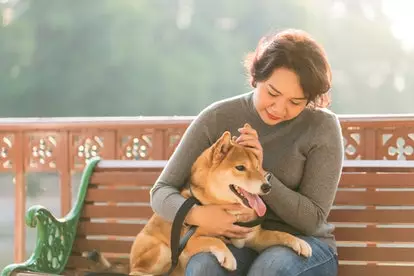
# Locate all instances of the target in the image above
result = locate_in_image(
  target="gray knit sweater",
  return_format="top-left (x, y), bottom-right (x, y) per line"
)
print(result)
top-left (150, 91), bottom-right (344, 252)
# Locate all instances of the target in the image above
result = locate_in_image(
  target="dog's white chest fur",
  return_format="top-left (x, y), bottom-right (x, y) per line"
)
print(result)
top-left (231, 231), bottom-right (255, 248)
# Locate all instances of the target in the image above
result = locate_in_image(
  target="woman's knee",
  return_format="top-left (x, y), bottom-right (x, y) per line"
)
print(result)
top-left (185, 252), bottom-right (224, 276)
top-left (248, 246), bottom-right (299, 275)
top-left (247, 238), bottom-right (338, 276)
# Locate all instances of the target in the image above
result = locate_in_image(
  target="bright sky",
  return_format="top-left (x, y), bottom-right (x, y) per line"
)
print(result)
top-left (382, 0), bottom-right (414, 52)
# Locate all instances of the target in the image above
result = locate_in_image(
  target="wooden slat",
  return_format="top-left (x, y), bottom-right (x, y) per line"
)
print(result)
top-left (328, 209), bottom-right (414, 223)
top-left (89, 171), bottom-right (161, 186)
top-left (85, 188), bottom-right (150, 202)
top-left (66, 255), bottom-right (129, 269)
top-left (338, 247), bottom-right (414, 262)
top-left (15, 273), bottom-right (56, 276)
top-left (77, 222), bottom-right (144, 236)
top-left (334, 227), bottom-right (414, 242)
top-left (95, 160), bottom-right (167, 170)
top-left (338, 264), bottom-right (414, 276)
top-left (81, 205), bottom-right (153, 219)
top-left (334, 191), bottom-right (414, 205)
top-left (339, 173), bottom-right (414, 188)
top-left (342, 160), bottom-right (414, 171)
top-left (72, 239), bottom-right (131, 254)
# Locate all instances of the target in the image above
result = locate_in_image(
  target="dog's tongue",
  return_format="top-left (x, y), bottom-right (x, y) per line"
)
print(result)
top-left (240, 189), bottom-right (267, 217)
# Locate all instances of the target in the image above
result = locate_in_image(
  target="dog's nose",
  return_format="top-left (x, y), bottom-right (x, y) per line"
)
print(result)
top-left (261, 183), bottom-right (271, 194)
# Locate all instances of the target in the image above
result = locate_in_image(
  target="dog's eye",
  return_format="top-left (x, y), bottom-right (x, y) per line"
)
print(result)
top-left (235, 165), bottom-right (246, 171)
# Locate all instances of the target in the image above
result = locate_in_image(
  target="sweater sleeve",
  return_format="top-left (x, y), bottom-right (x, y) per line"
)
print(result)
top-left (262, 113), bottom-right (344, 235)
top-left (149, 105), bottom-right (217, 222)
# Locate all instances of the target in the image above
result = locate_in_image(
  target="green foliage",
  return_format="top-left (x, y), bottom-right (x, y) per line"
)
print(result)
top-left (0, 0), bottom-right (412, 116)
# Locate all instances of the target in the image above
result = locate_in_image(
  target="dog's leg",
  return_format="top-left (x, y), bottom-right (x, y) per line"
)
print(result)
top-left (129, 233), bottom-right (171, 275)
top-left (184, 236), bottom-right (237, 271)
top-left (247, 229), bottom-right (312, 257)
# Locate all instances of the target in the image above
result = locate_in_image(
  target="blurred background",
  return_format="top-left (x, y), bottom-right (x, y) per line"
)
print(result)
top-left (1, 0), bottom-right (414, 117)
top-left (1, 0), bottom-right (413, 270)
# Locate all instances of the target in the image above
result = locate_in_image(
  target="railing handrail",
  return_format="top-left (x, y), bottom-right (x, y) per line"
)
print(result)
top-left (0, 114), bottom-right (413, 130)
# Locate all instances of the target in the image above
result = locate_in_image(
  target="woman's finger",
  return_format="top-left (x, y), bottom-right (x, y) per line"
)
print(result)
top-left (238, 127), bottom-right (258, 138)
top-left (238, 139), bottom-right (262, 150)
top-left (236, 135), bottom-right (258, 144)
top-left (236, 212), bottom-right (257, 222)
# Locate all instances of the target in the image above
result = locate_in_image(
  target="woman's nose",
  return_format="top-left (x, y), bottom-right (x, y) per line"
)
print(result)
top-left (270, 98), bottom-right (287, 116)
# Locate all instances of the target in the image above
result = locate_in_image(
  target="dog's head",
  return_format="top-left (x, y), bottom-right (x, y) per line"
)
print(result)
top-left (190, 125), bottom-right (271, 217)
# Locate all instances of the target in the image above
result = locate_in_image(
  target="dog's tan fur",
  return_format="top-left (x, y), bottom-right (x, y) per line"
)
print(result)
top-left (129, 125), bottom-right (312, 276)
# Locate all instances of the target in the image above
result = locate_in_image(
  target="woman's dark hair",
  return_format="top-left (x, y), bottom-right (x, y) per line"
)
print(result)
top-left (244, 29), bottom-right (332, 108)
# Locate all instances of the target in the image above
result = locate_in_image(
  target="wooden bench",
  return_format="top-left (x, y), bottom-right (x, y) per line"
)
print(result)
top-left (2, 158), bottom-right (414, 276)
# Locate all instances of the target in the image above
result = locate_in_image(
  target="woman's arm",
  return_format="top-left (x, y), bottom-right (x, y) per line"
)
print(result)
top-left (150, 106), bottom-right (217, 222)
top-left (263, 114), bottom-right (344, 235)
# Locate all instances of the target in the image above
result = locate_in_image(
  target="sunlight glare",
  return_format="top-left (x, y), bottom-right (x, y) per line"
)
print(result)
top-left (382, 0), bottom-right (414, 52)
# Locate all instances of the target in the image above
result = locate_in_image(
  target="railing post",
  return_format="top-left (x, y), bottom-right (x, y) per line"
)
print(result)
top-left (152, 129), bottom-right (165, 160)
top-left (364, 128), bottom-right (377, 159)
top-left (59, 131), bottom-right (72, 216)
top-left (14, 132), bottom-right (25, 262)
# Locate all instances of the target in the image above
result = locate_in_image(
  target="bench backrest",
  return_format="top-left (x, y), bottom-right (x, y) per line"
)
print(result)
top-left (330, 160), bottom-right (414, 276)
top-left (66, 160), bottom-right (165, 273)
top-left (66, 159), bottom-right (414, 276)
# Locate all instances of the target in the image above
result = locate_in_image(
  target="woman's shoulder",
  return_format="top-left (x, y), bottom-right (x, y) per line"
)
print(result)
top-left (301, 107), bottom-right (342, 145)
top-left (302, 107), bottom-right (340, 128)
top-left (198, 92), bottom-right (252, 120)
top-left (205, 92), bottom-right (251, 112)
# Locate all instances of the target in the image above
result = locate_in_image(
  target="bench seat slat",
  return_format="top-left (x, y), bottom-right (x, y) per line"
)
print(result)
top-left (72, 239), bottom-right (131, 254)
top-left (86, 188), bottom-right (151, 202)
top-left (334, 227), bottom-right (414, 242)
top-left (77, 222), bottom-right (144, 237)
top-left (339, 173), bottom-right (414, 188)
top-left (82, 205), bottom-right (153, 219)
top-left (329, 209), bottom-right (414, 224)
top-left (338, 264), bottom-right (414, 276)
top-left (334, 191), bottom-right (414, 205)
top-left (338, 247), bottom-right (414, 262)
top-left (66, 255), bottom-right (129, 270)
top-left (89, 171), bottom-right (161, 186)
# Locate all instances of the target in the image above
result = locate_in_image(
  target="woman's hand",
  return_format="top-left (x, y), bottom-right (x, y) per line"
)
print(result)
top-left (236, 123), bottom-right (265, 175)
top-left (185, 204), bottom-right (254, 239)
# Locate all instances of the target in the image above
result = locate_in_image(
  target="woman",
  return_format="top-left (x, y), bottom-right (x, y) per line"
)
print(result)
top-left (150, 29), bottom-right (343, 276)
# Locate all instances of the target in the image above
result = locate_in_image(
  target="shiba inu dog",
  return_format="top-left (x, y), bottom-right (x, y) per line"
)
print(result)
top-left (129, 124), bottom-right (312, 275)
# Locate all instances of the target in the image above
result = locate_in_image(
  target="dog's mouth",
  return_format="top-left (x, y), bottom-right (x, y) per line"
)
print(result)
top-left (229, 184), bottom-right (267, 217)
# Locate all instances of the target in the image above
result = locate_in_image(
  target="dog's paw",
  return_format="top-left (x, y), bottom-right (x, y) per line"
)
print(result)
top-left (292, 238), bottom-right (312, 257)
top-left (211, 248), bottom-right (237, 271)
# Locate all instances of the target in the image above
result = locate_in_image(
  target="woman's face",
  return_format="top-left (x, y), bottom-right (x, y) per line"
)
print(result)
top-left (253, 67), bottom-right (308, 125)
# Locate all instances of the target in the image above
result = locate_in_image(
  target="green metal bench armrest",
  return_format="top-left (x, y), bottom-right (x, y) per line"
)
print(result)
top-left (1, 157), bottom-right (100, 276)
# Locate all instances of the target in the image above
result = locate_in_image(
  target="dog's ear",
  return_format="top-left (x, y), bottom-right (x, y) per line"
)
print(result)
top-left (212, 131), bottom-right (231, 164)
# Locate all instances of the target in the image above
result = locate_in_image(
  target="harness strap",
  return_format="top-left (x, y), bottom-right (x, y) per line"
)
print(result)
top-left (163, 196), bottom-right (200, 276)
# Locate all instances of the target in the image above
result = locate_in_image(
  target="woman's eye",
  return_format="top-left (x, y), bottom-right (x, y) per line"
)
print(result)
top-left (235, 165), bottom-right (246, 171)
top-left (267, 90), bottom-right (278, 97)
top-left (290, 101), bottom-right (301, 106)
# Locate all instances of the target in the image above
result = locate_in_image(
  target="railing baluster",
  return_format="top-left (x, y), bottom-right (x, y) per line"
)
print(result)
top-left (14, 132), bottom-right (25, 262)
